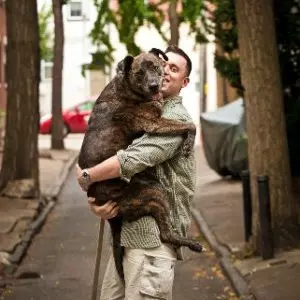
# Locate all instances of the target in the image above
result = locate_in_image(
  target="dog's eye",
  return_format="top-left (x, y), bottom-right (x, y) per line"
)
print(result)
top-left (156, 67), bottom-right (163, 75)
top-left (153, 66), bottom-right (162, 73)
top-left (136, 70), bottom-right (144, 77)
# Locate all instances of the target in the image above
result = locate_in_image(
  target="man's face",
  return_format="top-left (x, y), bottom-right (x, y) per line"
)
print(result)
top-left (161, 52), bottom-right (190, 98)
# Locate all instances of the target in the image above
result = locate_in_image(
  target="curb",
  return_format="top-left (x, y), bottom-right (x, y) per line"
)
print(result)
top-left (47, 151), bottom-right (79, 199)
top-left (191, 207), bottom-right (255, 300)
top-left (5, 201), bottom-right (55, 274)
top-left (2, 152), bottom-right (78, 277)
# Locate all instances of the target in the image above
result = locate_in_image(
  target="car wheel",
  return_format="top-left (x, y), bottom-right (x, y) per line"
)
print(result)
top-left (217, 168), bottom-right (231, 177)
top-left (63, 123), bottom-right (70, 137)
top-left (49, 123), bottom-right (70, 137)
top-left (217, 168), bottom-right (241, 180)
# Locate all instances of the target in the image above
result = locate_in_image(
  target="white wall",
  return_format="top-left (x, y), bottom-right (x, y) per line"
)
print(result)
top-left (62, 2), bottom-right (96, 109)
top-left (38, 0), bottom-right (53, 115)
top-left (38, 0), bottom-right (97, 114)
top-left (206, 41), bottom-right (217, 112)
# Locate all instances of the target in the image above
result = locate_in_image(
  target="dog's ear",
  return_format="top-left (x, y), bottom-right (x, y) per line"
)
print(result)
top-left (116, 55), bottom-right (134, 75)
top-left (149, 48), bottom-right (168, 61)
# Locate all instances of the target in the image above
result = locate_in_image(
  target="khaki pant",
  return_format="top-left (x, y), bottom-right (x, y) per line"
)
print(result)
top-left (100, 244), bottom-right (177, 300)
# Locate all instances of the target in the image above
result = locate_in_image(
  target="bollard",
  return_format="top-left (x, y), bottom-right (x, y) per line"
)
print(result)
top-left (257, 175), bottom-right (274, 260)
top-left (241, 170), bottom-right (252, 242)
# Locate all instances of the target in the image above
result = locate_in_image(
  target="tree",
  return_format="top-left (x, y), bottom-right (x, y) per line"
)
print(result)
top-left (87, 0), bottom-right (209, 70)
top-left (51, 0), bottom-right (65, 149)
top-left (0, 0), bottom-right (40, 196)
top-left (208, 0), bottom-right (243, 94)
top-left (235, 0), bottom-right (299, 252)
top-left (168, 0), bottom-right (179, 46)
top-left (207, 0), bottom-right (300, 177)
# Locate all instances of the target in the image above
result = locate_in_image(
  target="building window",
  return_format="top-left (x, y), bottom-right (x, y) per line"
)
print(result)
top-left (41, 61), bottom-right (53, 81)
top-left (69, 1), bottom-right (83, 19)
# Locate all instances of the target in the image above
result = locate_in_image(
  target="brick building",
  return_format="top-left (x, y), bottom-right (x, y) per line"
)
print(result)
top-left (0, 0), bottom-right (6, 111)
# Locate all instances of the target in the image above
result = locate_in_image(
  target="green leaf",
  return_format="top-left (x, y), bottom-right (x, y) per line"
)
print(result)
top-left (38, 4), bottom-right (54, 62)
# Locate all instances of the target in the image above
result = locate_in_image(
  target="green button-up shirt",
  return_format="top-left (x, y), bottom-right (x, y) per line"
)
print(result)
top-left (116, 95), bottom-right (196, 259)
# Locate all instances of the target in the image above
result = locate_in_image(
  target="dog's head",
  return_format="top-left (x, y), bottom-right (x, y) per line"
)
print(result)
top-left (116, 48), bottom-right (168, 101)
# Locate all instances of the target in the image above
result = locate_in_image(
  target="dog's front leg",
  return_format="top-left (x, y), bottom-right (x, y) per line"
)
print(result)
top-left (113, 104), bottom-right (161, 135)
top-left (135, 117), bottom-right (196, 156)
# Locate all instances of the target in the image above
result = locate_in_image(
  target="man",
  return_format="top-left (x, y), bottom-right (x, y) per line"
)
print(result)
top-left (77, 45), bottom-right (196, 300)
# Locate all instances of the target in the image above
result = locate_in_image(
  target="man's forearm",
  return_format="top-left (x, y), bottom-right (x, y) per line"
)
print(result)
top-left (88, 155), bottom-right (121, 183)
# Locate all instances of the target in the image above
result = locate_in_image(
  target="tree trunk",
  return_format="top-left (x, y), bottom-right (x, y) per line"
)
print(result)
top-left (0, 0), bottom-right (40, 196)
top-left (168, 0), bottom-right (179, 46)
top-left (235, 0), bottom-right (300, 252)
top-left (51, 0), bottom-right (64, 149)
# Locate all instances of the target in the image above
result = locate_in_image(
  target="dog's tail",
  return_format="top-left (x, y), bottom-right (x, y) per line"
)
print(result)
top-left (109, 217), bottom-right (125, 281)
top-left (157, 217), bottom-right (205, 253)
top-left (163, 234), bottom-right (205, 252)
top-left (141, 197), bottom-right (204, 252)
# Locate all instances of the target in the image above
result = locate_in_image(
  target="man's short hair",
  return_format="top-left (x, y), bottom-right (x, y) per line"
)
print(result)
top-left (165, 45), bottom-right (192, 77)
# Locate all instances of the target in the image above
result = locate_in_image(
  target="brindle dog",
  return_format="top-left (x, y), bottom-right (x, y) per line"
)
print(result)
top-left (78, 48), bottom-right (203, 279)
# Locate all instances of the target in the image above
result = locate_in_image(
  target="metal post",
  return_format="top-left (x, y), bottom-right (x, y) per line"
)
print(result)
top-left (257, 175), bottom-right (274, 260)
top-left (241, 170), bottom-right (252, 242)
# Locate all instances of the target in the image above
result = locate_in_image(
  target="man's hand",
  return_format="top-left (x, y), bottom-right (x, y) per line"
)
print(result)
top-left (76, 164), bottom-right (91, 192)
top-left (88, 198), bottom-right (119, 220)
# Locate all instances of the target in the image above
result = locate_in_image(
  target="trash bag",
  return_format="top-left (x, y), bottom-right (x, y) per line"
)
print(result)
top-left (200, 98), bottom-right (248, 178)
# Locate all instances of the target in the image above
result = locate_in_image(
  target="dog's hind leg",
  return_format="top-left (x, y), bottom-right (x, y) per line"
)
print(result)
top-left (120, 187), bottom-right (204, 253)
top-left (108, 217), bottom-right (125, 280)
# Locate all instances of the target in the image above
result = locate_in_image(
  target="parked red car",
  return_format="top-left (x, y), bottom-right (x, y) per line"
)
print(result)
top-left (39, 100), bottom-right (94, 136)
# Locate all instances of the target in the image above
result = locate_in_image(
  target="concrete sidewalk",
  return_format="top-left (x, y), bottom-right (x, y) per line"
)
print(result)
top-left (0, 148), bottom-right (78, 279)
top-left (194, 148), bottom-right (300, 300)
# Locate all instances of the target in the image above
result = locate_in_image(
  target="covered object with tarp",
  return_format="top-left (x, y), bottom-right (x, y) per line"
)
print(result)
top-left (200, 98), bottom-right (248, 177)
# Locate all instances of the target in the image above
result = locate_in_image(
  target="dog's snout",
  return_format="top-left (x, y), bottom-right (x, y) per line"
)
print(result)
top-left (149, 82), bottom-right (159, 92)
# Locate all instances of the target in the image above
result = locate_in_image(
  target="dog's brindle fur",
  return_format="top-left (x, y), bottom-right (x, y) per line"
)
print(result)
top-left (78, 48), bottom-right (203, 279)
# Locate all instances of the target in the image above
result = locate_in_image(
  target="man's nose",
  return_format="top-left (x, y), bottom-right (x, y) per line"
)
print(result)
top-left (164, 63), bottom-right (170, 75)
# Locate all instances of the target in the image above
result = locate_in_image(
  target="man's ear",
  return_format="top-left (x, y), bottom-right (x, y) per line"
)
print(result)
top-left (116, 55), bottom-right (134, 75)
top-left (182, 77), bottom-right (190, 88)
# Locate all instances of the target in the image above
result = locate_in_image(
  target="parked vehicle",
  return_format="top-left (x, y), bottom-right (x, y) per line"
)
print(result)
top-left (200, 98), bottom-right (248, 178)
top-left (39, 100), bottom-right (94, 136)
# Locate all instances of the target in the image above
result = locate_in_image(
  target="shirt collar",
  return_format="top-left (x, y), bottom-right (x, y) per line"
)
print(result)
top-left (165, 95), bottom-right (182, 104)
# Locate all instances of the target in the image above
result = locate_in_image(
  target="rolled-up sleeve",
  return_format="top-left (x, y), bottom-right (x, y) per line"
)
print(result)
top-left (116, 133), bottom-right (183, 182)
